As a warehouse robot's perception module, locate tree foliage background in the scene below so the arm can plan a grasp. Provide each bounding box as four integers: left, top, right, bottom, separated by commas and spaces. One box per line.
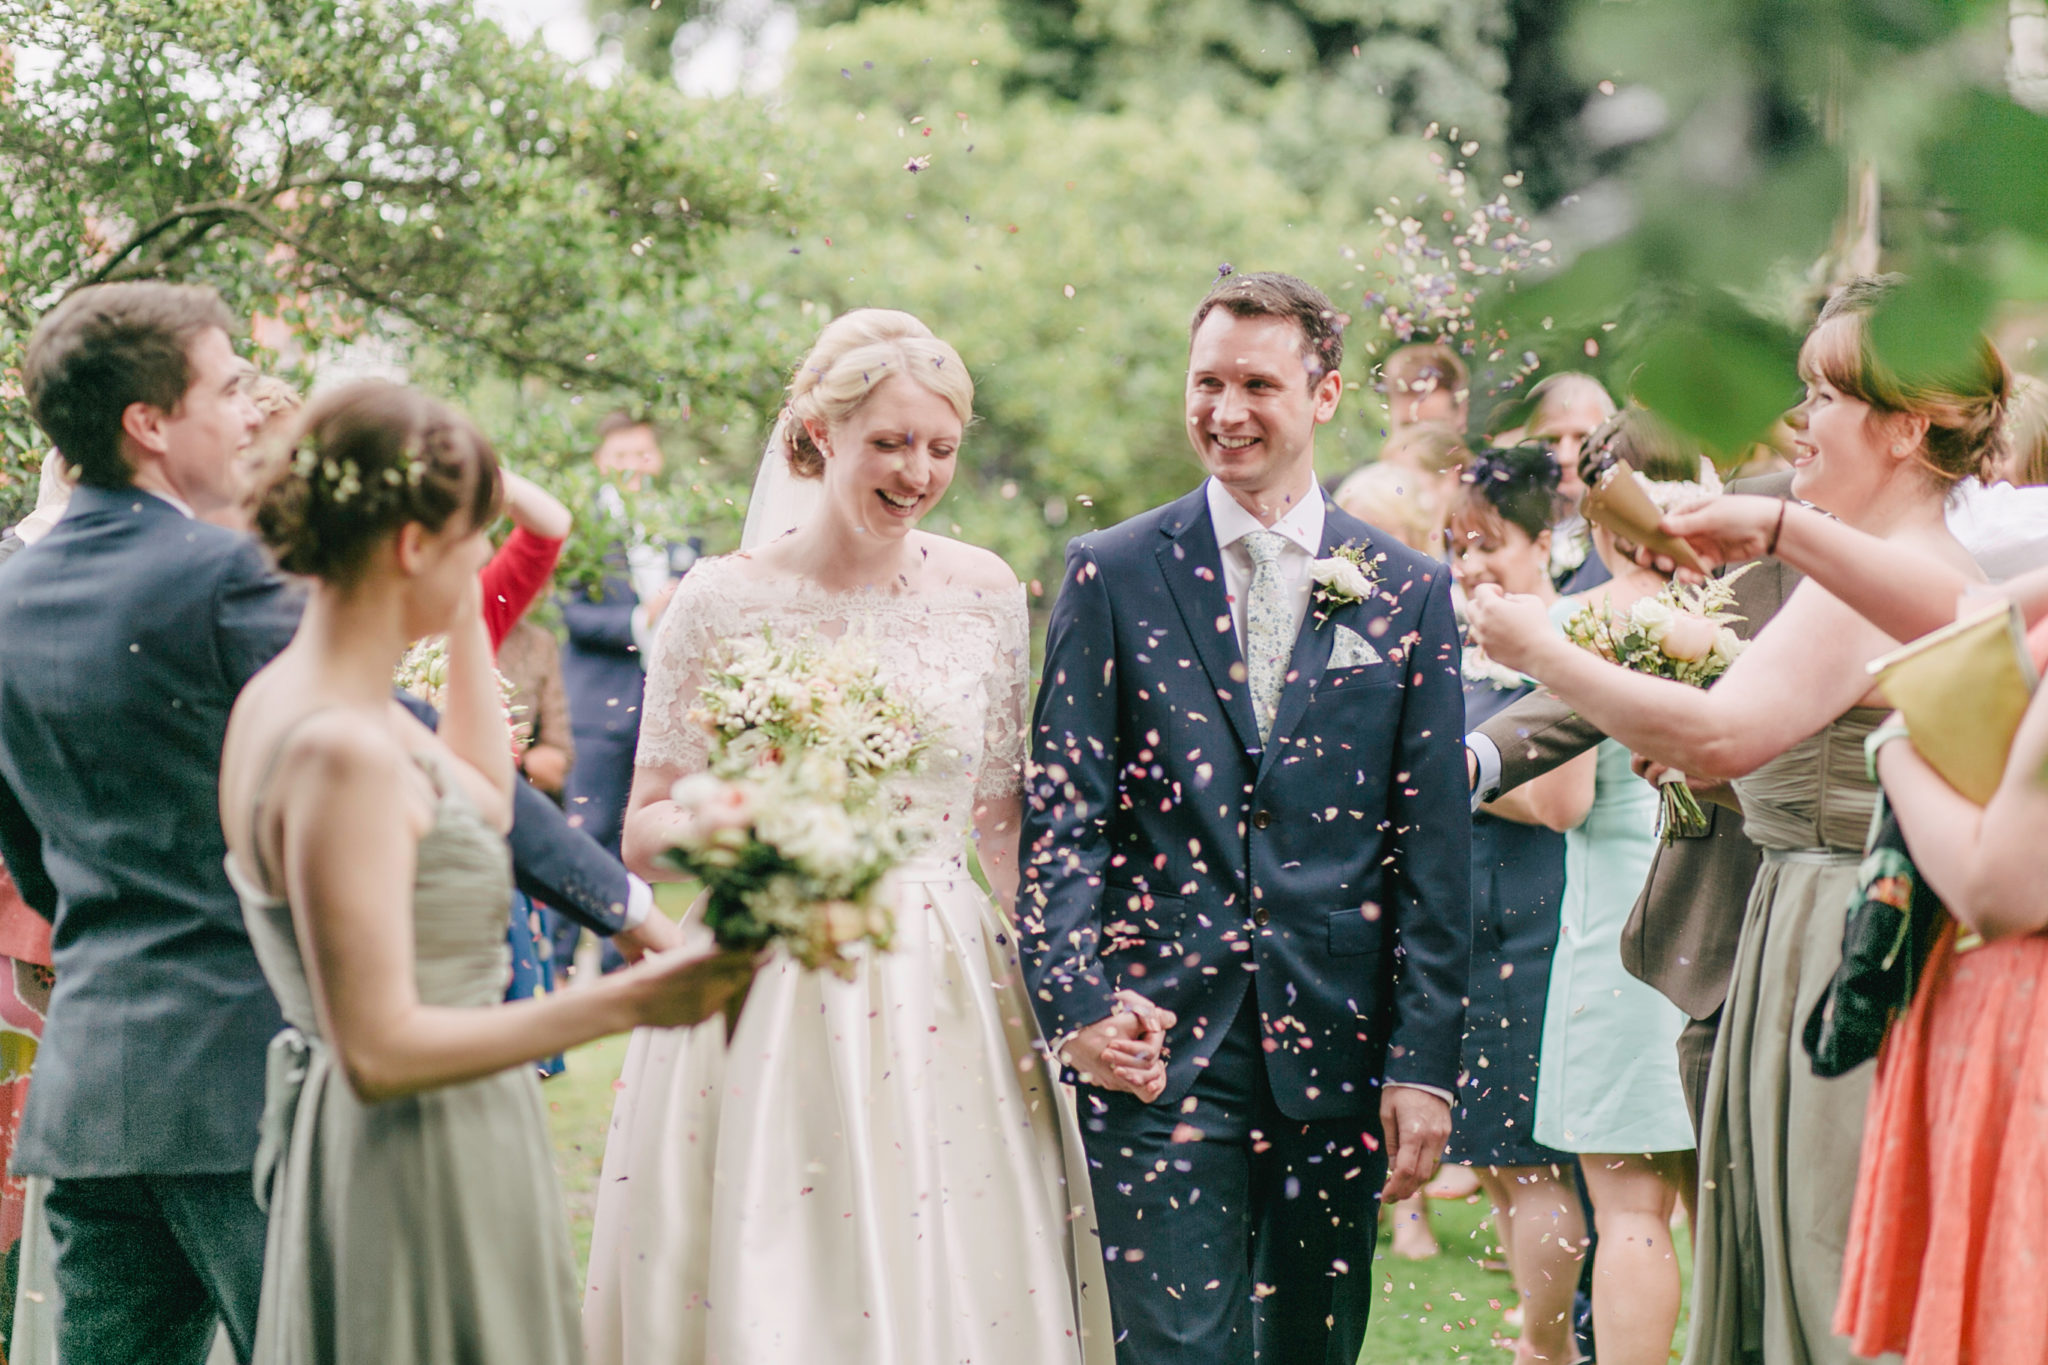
6, 0, 2048, 585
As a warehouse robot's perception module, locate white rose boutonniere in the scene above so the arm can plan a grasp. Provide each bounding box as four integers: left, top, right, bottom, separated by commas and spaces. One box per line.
1308, 542, 1383, 627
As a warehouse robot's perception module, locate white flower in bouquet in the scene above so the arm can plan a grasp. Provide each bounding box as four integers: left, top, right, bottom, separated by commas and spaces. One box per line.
1561, 564, 1755, 839
393, 635, 522, 723
659, 629, 941, 983
754, 799, 865, 883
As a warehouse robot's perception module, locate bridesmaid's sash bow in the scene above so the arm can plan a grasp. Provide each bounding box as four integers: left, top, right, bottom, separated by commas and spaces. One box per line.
253, 1027, 314, 1214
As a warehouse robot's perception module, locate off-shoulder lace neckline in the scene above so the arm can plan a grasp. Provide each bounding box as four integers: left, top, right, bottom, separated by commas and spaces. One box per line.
691, 552, 1025, 612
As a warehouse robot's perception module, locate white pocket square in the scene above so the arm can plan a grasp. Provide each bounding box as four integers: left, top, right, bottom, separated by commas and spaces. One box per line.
1329, 623, 1383, 669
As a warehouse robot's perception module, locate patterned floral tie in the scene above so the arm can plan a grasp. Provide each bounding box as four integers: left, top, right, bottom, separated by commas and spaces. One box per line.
1241, 530, 1291, 743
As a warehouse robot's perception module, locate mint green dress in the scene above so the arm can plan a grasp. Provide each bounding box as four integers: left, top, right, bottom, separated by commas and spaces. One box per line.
227, 753, 583, 1364
1531, 603, 1696, 1155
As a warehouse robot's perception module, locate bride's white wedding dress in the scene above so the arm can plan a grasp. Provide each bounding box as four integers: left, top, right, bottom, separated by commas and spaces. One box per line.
582, 555, 1112, 1365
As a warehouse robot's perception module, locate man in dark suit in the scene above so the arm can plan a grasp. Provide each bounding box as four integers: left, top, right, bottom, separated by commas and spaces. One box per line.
561, 414, 672, 855
1467, 470, 1798, 1128
555, 414, 698, 974
0, 282, 669, 1362
1020, 273, 1470, 1365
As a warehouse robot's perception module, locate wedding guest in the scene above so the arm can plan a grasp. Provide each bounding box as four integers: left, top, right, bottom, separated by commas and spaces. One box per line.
1522, 373, 1618, 511
556, 413, 695, 976
481, 469, 572, 650
1471, 434, 1799, 1135
1332, 461, 1440, 554
220, 379, 752, 1361
0, 282, 292, 1362
501, 619, 574, 800
1844, 654, 2048, 1364
1382, 340, 1470, 432
1517, 422, 1700, 1365
560, 412, 676, 854
1443, 445, 1589, 1363
1357, 420, 1471, 549
1468, 276, 2006, 1365
1518, 373, 1618, 595
0, 283, 681, 1362
1988, 372, 2048, 486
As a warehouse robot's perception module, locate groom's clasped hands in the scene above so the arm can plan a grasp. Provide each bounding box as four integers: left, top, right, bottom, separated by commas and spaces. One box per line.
1057, 988, 1176, 1102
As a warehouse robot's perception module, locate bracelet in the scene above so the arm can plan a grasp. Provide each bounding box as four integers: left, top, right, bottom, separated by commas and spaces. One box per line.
1765, 499, 1789, 558
1864, 721, 1912, 783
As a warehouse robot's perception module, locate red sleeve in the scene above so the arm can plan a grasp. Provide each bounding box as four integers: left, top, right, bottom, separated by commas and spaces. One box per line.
479, 527, 566, 652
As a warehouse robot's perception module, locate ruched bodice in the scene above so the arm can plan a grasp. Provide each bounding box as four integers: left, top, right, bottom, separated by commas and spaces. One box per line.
230, 754, 515, 1029
1731, 708, 1888, 854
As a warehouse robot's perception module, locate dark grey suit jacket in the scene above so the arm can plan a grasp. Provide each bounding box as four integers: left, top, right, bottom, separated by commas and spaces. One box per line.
0, 488, 641, 1178
1473, 473, 1798, 1021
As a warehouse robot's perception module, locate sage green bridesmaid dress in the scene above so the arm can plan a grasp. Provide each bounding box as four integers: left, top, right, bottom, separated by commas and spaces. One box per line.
227, 751, 582, 1364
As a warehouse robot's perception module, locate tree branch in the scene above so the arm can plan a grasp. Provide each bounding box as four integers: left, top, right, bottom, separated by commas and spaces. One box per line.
82, 199, 249, 286
192, 200, 640, 390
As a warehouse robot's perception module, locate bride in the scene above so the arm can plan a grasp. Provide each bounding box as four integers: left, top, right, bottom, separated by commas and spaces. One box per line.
583, 310, 1120, 1364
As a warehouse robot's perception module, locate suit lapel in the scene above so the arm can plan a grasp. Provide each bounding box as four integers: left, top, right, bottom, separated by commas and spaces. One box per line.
1259, 501, 1374, 778
1154, 490, 1261, 758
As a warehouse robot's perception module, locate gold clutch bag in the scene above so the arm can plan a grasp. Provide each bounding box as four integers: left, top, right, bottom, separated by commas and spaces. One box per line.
1869, 598, 2038, 805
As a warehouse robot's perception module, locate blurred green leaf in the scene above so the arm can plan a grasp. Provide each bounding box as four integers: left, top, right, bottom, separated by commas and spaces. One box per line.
1633, 306, 1802, 457
1927, 90, 2048, 240
1868, 254, 1996, 385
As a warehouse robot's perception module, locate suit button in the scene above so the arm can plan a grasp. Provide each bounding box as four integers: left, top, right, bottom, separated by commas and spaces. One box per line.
1252, 810, 1272, 829
1253, 907, 1270, 926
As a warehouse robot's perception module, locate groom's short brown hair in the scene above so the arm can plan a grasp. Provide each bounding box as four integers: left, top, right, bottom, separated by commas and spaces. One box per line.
1189, 271, 1345, 381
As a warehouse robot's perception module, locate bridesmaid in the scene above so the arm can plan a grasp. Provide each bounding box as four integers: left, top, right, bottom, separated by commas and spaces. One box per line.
217, 381, 753, 1362
1483, 415, 1701, 1365
1443, 444, 1589, 1364
1657, 423, 2048, 1365
1470, 279, 2006, 1365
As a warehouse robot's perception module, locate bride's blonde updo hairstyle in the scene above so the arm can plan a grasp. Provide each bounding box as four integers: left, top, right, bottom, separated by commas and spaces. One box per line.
253, 380, 502, 581
1801, 274, 2011, 487
775, 308, 974, 479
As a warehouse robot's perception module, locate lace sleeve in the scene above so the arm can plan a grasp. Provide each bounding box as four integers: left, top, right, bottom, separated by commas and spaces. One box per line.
633, 564, 723, 778
972, 586, 1032, 809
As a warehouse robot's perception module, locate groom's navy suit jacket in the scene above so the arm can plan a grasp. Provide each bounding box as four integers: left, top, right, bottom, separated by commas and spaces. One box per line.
1020, 486, 1471, 1123
0, 486, 636, 1178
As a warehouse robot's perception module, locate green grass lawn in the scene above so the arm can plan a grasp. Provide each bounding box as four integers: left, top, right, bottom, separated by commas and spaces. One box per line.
546, 1024, 1689, 1363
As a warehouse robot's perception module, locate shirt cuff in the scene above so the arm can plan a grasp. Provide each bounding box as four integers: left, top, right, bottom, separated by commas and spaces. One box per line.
1466, 733, 1502, 812
1385, 1081, 1455, 1105
621, 875, 654, 931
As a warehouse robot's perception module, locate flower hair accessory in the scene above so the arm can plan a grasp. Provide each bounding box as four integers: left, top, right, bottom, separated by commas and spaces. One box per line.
1308, 542, 1383, 625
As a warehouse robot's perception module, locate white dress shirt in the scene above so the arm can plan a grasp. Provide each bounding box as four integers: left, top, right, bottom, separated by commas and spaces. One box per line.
1205, 478, 1452, 1109
1207, 477, 1324, 654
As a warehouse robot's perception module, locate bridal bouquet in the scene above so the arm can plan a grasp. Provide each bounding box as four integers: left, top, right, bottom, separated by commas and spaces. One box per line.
1560, 566, 1754, 839
660, 631, 936, 978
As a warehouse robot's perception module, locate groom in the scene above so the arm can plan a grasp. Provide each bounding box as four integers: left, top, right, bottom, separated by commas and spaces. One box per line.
1020, 271, 1470, 1364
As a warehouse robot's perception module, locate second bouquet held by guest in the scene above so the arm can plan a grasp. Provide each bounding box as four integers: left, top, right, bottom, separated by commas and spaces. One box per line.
1469, 278, 2007, 1365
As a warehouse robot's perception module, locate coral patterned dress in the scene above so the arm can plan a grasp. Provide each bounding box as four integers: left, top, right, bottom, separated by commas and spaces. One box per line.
1835, 621, 2048, 1365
